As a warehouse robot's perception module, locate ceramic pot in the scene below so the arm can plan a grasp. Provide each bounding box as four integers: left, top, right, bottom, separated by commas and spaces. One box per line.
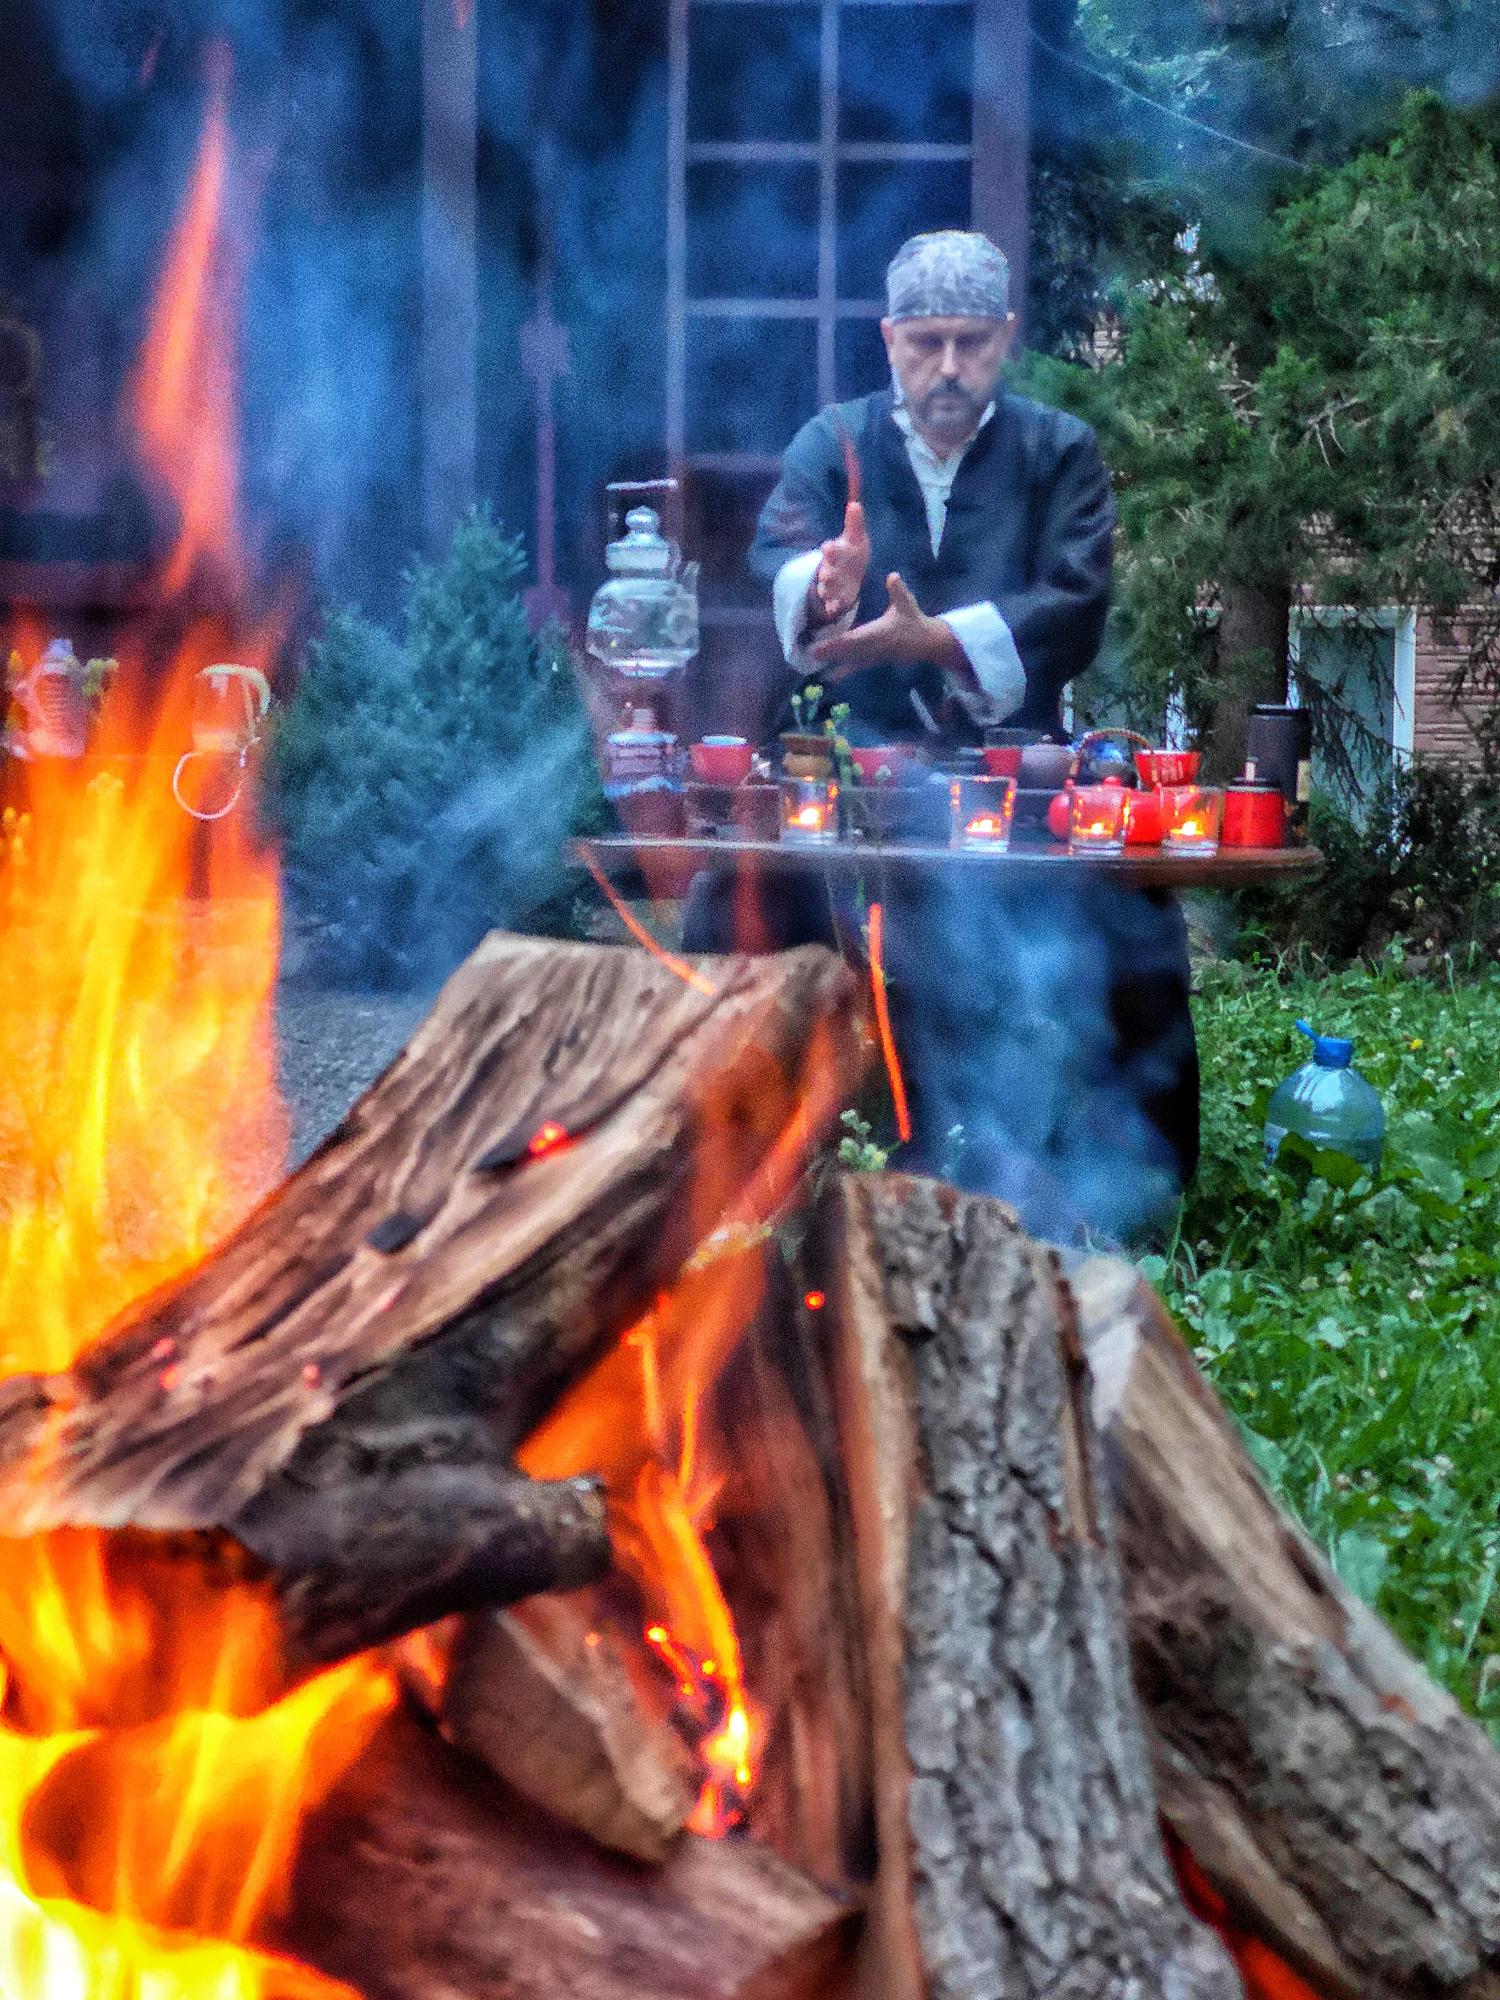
779, 730, 833, 780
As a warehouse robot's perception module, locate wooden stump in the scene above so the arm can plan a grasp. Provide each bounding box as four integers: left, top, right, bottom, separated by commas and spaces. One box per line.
822, 1176, 1242, 2000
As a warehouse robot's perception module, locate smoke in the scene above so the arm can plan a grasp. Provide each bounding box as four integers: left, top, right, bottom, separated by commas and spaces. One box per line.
286, 714, 595, 994
880, 871, 1192, 1244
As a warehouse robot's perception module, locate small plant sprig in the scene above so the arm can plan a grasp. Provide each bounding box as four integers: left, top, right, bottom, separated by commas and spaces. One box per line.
824, 700, 855, 790
789, 682, 824, 732
837, 1107, 891, 1172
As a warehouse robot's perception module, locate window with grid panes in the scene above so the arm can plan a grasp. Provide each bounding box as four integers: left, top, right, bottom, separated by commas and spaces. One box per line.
666, 0, 1024, 627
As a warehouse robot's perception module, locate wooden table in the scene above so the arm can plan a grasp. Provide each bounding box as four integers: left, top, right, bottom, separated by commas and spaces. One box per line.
576, 833, 1322, 899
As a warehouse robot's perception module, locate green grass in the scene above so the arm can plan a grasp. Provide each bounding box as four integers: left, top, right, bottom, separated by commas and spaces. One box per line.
1150, 949, 1500, 1731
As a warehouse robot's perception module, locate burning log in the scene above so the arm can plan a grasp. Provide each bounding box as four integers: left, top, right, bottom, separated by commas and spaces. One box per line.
287, 1708, 857, 2000
1071, 1256, 1500, 2000
0, 931, 866, 1675
820, 1176, 1243, 2000
434, 1595, 700, 1863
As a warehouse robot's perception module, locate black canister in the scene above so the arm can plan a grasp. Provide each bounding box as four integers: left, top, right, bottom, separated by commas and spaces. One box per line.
1245, 704, 1313, 842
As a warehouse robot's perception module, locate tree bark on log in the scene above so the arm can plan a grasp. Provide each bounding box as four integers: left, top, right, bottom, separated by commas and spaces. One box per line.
286, 1710, 857, 2000
1071, 1255, 1500, 2000
0, 932, 865, 1672
822, 1176, 1242, 2000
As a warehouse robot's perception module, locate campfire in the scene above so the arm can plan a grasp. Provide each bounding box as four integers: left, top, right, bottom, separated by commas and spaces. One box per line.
3, 56, 1500, 2000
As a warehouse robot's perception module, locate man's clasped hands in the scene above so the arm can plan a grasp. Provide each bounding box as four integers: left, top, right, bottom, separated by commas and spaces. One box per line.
808, 499, 966, 680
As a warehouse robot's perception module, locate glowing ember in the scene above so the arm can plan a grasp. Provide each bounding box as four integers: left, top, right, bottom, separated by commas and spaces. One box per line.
803, 1290, 826, 1312
526, 1119, 571, 1159
1169, 1834, 1325, 1999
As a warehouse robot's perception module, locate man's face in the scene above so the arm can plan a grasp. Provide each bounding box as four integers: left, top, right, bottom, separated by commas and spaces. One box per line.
880, 313, 1015, 449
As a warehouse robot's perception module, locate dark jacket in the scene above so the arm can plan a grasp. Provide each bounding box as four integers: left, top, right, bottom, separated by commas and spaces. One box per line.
749, 387, 1115, 741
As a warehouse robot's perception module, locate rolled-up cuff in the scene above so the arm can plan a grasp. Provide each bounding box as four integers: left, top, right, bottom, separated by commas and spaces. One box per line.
774, 549, 856, 671
939, 602, 1027, 720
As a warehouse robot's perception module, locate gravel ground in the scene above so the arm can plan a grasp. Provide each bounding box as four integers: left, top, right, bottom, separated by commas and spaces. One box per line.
270, 900, 682, 1167
274, 979, 433, 1167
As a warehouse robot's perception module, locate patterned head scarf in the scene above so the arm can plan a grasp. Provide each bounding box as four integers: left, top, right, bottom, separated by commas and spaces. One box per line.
885, 230, 1010, 322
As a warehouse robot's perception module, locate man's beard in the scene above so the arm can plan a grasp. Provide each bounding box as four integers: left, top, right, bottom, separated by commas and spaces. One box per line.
916, 381, 982, 434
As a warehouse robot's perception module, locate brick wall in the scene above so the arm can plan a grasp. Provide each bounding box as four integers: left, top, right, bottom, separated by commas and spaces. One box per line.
1412, 614, 1490, 762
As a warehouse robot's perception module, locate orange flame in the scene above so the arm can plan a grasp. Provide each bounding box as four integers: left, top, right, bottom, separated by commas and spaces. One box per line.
130, 46, 246, 605
522, 1272, 765, 1835
0, 61, 394, 2000
520, 1017, 851, 1836
579, 851, 719, 997
866, 902, 912, 1144
1169, 1832, 1327, 2000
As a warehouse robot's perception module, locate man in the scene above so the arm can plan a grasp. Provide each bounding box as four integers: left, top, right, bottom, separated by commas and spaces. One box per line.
752, 227, 1114, 743
684, 230, 1198, 1239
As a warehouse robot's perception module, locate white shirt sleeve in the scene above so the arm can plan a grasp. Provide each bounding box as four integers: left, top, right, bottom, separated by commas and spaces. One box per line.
773, 549, 856, 671
938, 602, 1027, 721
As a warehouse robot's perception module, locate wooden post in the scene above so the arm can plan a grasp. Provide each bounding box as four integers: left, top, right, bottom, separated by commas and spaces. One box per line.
422, 0, 478, 550
971, 0, 1031, 337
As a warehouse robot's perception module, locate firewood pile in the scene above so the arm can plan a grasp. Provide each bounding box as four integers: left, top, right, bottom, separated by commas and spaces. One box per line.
2, 930, 1499, 2000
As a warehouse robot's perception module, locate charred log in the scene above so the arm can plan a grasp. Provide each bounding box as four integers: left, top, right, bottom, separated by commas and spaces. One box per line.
0, 933, 865, 1675
287, 1709, 857, 2000
436, 1594, 699, 1864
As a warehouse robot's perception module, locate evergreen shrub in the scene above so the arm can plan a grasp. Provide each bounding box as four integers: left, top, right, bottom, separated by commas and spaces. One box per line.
1237, 757, 1500, 966
269, 509, 603, 988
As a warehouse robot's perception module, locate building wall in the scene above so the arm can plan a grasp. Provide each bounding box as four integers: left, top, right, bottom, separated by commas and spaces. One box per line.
1412, 614, 1489, 762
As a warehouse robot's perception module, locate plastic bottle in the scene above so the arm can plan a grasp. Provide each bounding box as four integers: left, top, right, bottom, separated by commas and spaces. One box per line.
1263, 1020, 1385, 1172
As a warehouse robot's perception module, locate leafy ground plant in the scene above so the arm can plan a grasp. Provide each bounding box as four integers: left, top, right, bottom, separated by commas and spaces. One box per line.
1148, 954, 1500, 1732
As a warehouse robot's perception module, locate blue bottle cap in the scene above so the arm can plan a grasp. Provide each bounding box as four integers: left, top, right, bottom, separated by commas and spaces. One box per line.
1296, 1019, 1353, 1069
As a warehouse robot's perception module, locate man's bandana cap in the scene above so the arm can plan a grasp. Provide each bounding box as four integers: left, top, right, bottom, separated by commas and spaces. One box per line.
885, 230, 1010, 323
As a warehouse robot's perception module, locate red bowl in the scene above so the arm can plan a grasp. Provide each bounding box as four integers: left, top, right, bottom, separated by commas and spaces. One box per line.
1134, 749, 1202, 787
981, 745, 1023, 779
848, 745, 908, 784
690, 738, 752, 785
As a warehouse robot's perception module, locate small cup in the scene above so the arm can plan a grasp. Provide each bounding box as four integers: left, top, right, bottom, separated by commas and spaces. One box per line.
848, 744, 906, 785
1134, 748, 1202, 788
1068, 784, 1129, 856
949, 774, 1017, 851
1160, 784, 1224, 857
780, 775, 838, 843
691, 736, 752, 785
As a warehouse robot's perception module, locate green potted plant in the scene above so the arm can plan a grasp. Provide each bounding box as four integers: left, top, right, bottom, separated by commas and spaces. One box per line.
779, 682, 834, 778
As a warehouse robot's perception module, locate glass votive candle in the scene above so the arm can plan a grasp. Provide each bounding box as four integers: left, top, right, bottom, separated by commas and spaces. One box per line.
1160, 784, 1224, 857
1068, 784, 1129, 856
949, 774, 1017, 851
780, 774, 838, 843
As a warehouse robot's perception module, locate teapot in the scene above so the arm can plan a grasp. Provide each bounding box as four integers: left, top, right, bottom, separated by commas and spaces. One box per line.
585, 506, 700, 683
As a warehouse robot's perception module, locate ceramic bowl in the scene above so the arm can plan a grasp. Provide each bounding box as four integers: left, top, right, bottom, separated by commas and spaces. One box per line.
691, 736, 752, 785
